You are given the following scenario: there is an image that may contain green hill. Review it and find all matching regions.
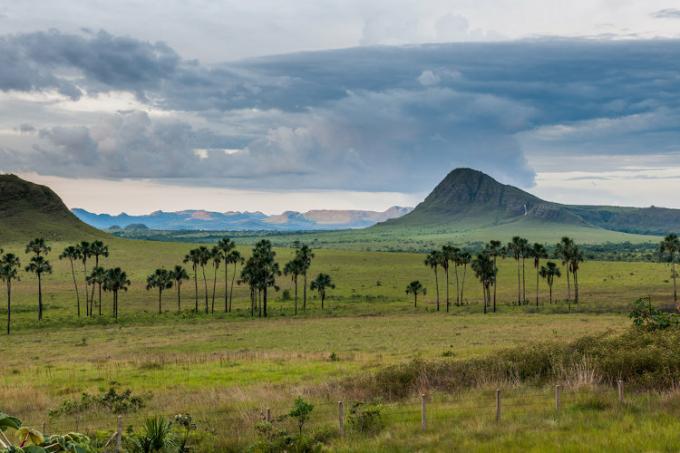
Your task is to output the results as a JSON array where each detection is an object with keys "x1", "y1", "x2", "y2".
[
  {"x1": 0, "y1": 174, "x2": 106, "y2": 243},
  {"x1": 376, "y1": 168, "x2": 677, "y2": 244}
]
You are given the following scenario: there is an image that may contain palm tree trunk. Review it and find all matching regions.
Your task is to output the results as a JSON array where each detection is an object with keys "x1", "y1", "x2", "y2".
[
  {"x1": 114, "y1": 292, "x2": 118, "y2": 319},
  {"x1": 454, "y1": 265, "x2": 460, "y2": 306},
  {"x1": 482, "y1": 284, "x2": 487, "y2": 314},
  {"x1": 434, "y1": 268, "x2": 440, "y2": 311},
  {"x1": 566, "y1": 269, "x2": 571, "y2": 302},
  {"x1": 38, "y1": 273, "x2": 43, "y2": 321},
  {"x1": 294, "y1": 277, "x2": 298, "y2": 315},
  {"x1": 673, "y1": 262, "x2": 677, "y2": 303},
  {"x1": 202, "y1": 266, "x2": 209, "y2": 313},
  {"x1": 229, "y1": 263, "x2": 238, "y2": 312},
  {"x1": 69, "y1": 259, "x2": 80, "y2": 317},
  {"x1": 211, "y1": 265, "x2": 218, "y2": 314},
  {"x1": 445, "y1": 266, "x2": 450, "y2": 312},
  {"x1": 460, "y1": 265, "x2": 467, "y2": 305},
  {"x1": 224, "y1": 262, "x2": 229, "y2": 312},
  {"x1": 258, "y1": 290, "x2": 262, "y2": 317},
  {"x1": 414, "y1": 293, "x2": 417, "y2": 308},
  {"x1": 177, "y1": 283, "x2": 181, "y2": 312},
  {"x1": 193, "y1": 268, "x2": 198, "y2": 313},
  {"x1": 303, "y1": 272, "x2": 308, "y2": 310},
  {"x1": 522, "y1": 257, "x2": 527, "y2": 304},
  {"x1": 158, "y1": 288, "x2": 162, "y2": 314},
  {"x1": 263, "y1": 286, "x2": 268, "y2": 317},
  {"x1": 549, "y1": 283, "x2": 553, "y2": 304},
  {"x1": 7, "y1": 283, "x2": 11, "y2": 335},
  {"x1": 574, "y1": 270, "x2": 579, "y2": 304},
  {"x1": 89, "y1": 280, "x2": 96, "y2": 317},
  {"x1": 98, "y1": 283, "x2": 102, "y2": 316},
  {"x1": 516, "y1": 260, "x2": 521, "y2": 305},
  {"x1": 492, "y1": 257, "x2": 497, "y2": 313},
  {"x1": 536, "y1": 263, "x2": 540, "y2": 307},
  {"x1": 321, "y1": 292, "x2": 325, "y2": 310},
  {"x1": 83, "y1": 262, "x2": 89, "y2": 317}
]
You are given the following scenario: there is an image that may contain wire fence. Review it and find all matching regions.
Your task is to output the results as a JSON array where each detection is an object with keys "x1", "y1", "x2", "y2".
[{"x1": 35, "y1": 380, "x2": 634, "y2": 445}]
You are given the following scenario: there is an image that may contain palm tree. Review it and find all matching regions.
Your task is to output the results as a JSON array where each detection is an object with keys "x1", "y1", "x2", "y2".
[
  {"x1": 76, "y1": 241, "x2": 92, "y2": 316},
  {"x1": 103, "y1": 267, "x2": 130, "y2": 319},
  {"x1": 146, "y1": 268, "x2": 173, "y2": 314},
  {"x1": 59, "y1": 245, "x2": 83, "y2": 317},
  {"x1": 424, "y1": 250, "x2": 442, "y2": 311},
  {"x1": 216, "y1": 238, "x2": 236, "y2": 312},
  {"x1": 570, "y1": 245, "x2": 584, "y2": 304},
  {"x1": 556, "y1": 237, "x2": 575, "y2": 302},
  {"x1": 295, "y1": 244, "x2": 314, "y2": 311},
  {"x1": 183, "y1": 248, "x2": 202, "y2": 313},
  {"x1": 226, "y1": 250, "x2": 243, "y2": 312},
  {"x1": 405, "y1": 280, "x2": 426, "y2": 308},
  {"x1": 171, "y1": 265, "x2": 189, "y2": 312},
  {"x1": 472, "y1": 253, "x2": 495, "y2": 314},
  {"x1": 209, "y1": 246, "x2": 222, "y2": 314},
  {"x1": 660, "y1": 233, "x2": 680, "y2": 305},
  {"x1": 531, "y1": 243, "x2": 548, "y2": 307},
  {"x1": 484, "y1": 240, "x2": 503, "y2": 312},
  {"x1": 540, "y1": 262, "x2": 561, "y2": 304},
  {"x1": 441, "y1": 245, "x2": 459, "y2": 312},
  {"x1": 284, "y1": 257, "x2": 303, "y2": 315},
  {"x1": 239, "y1": 257, "x2": 259, "y2": 317},
  {"x1": 252, "y1": 240, "x2": 280, "y2": 317},
  {"x1": 25, "y1": 238, "x2": 50, "y2": 257},
  {"x1": 89, "y1": 240, "x2": 109, "y2": 316},
  {"x1": 25, "y1": 255, "x2": 52, "y2": 321},
  {"x1": 506, "y1": 236, "x2": 525, "y2": 305},
  {"x1": 86, "y1": 266, "x2": 107, "y2": 316},
  {"x1": 310, "y1": 273, "x2": 335, "y2": 310},
  {"x1": 196, "y1": 246, "x2": 211, "y2": 313},
  {"x1": 457, "y1": 251, "x2": 472, "y2": 305},
  {"x1": 0, "y1": 253, "x2": 20, "y2": 334}
]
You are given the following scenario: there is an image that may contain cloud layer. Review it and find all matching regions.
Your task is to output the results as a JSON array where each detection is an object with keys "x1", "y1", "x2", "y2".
[{"x1": 2, "y1": 31, "x2": 680, "y2": 194}]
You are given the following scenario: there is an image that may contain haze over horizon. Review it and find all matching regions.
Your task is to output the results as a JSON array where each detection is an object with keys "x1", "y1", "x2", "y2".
[{"x1": 2, "y1": 1, "x2": 680, "y2": 214}]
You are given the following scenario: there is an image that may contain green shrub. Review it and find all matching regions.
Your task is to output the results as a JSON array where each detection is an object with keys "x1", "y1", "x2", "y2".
[
  {"x1": 348, "y1": 402, "x2": 384, "y2": 434},
  {"x1": 49, "y1": 387, "x2": 145, "y2": 416}
]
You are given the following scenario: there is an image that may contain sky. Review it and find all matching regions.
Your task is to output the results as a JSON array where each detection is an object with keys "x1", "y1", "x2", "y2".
[{"x1": 1, "y1": 0, "x2": 680, "y2": 214}]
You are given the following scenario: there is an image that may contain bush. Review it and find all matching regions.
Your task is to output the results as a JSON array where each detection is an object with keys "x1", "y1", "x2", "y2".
[
  {"x1": 49, "y1": 387, "x2": 145, "y2": 416},
  {"x1": 348, "y1": 402, "x2": 384, "y2": 434},
  {"x1": 629, "y1": 297, "x2": 673, "y2": 331}
]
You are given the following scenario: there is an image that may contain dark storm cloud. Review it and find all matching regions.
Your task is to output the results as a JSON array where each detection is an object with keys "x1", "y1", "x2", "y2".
[{"x1": 3, "y1": 30, "x2": 680, "y2": 192}]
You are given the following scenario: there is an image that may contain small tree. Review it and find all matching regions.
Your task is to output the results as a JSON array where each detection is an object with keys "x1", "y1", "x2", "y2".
[
  {"x1": 310, "y1": 273, "x2": 335, "y2": 310},
  {"x1": 539, "y1": 261, "x2": 561, "y2": 305},
  {"x1": 660, "y1": 233, "x2": 680, "y2": 307},
  {"x1": 146, "y1": 268, "x2": 173, "y2": 315},
  {"x1": 288, "y1": 397, "x2": 314, "y2": 436},
  {"x1": 284, "y1": 257, "x2": 303, "y2": 315},
  {"x1": 171, "y1": 265, "x2": 189, "y2": 312},
  {"x1": 405, "y1": 280, "x2": 426, "y2": 307},
  {"x1": 103, "y1": 267, "x2": 131, "y2": 319},
  {"x1": 25, "y1": 255, "x2": 52, "y2": 321},
  {"x1": 87, "y1": 266, "x2": 107, "y2": 316},
  {"x1": 59, "y1": 245, "x2": 83, "y2": 317},
  {"x1": 0, "y1": 253, "x2": 21, "y2": 335}
]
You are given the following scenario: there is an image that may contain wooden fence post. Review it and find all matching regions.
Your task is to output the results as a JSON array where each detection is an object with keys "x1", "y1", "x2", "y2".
[
  {"x1": 338, "y1": 401, "x2": 345, "y2": 437},
  {"x1": 555, "y1": 385, "x2": 561, "y2": 413},
  {"x1": 115, "y1": 415, "x2": 122, "y2": 453},
  {"x1": 618, "y1": 379, "x2": 624, "y2": 403},
  {"x1": 421, "y1": 394, "x2": 427, "y2": 431},
  {"x1": 266, "y1": 408, "x2": 272, "y2": 423},
  {"x1": 495, "y1": 389, "x2": 501, "y2": 423}
]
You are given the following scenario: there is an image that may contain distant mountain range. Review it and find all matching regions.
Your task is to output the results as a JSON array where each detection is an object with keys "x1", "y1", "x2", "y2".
[
  {"x1": 382, "y1": 168, "x2": 680, "y2": 236},
  {"x1": 72, "y1": 206, "x2": 413, "y2": 231}
]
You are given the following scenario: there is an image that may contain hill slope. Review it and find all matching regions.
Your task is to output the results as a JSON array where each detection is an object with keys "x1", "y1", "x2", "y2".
[
  {"x1": 380, "y1": 168, "x2": 679, "y2": 239},
  {"x1": 0, "y1": 174, "x2": 105, "y2": 242}
]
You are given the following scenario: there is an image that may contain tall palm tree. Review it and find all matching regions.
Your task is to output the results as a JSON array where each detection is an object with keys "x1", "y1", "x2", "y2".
[
  {"x1": 103, "y1": 267, "x2": 130, "y2": 319},
  {"x1": 472, "y1": 252, "x2": 495, "y2": 314},
  {"x1": 295, "y1": 244, "x2": 314, "y2": 311},
  {"x1": 25, "y1": 238, "x2": 51, "y2": 257},
  {"x1": 216, "y1": 238, "x2": 236, "y2": 312},
  {"x1": 226, "y1": 250, "x2": 243, "y2": 312},
  {"x1": 195, "y1": 246, "x2": 211, "y2": 313},
  {"x1": 87, "y1": 266, "x2": 107, "y2": 316},
  {"x1": 660, "y1": 233, "x2": 680, "y2": 305},
  {"x1": 569, "y1": 245, "x2": 584, "y2": 304},
  {"x1": 89, "y1": 240, "x2": 109, "y2": 316},
  {"x1": 183, "y1": 248, "x2": 201, "y2": 313},
  {"x1": 539, "y1": 262, "x2": 561, "y2": 304},
  {"x1": 424, "y1": 250, "x2": 442, "y2": 311},
  {"x1": 59, "y1": 245, "x2": 83, "y2": 317},
  {"x1": 441, "y1": 245, "x2": 459, "y2": 312},
  {"x1": 457, "y1": 251, "x2": 472, "y2": 305},
  {"x1": 506, "y1": 236, "x2": 525, "y2": 305},
  {"x1": 0, "y1": 253, "x2": 20, "y2": 335},
  {"x1": 284, "y1": 257, "x2": 303, "y2": 315},
  {"x1": 239, "y1": 257, "x2": 259, "y2": 317},
  {"x1": 25, "y1": 255, "x2": 52, "y2": 321},
  {"x1": 146, "y1": 268, "x2": 173, "y2": 314},
  {"x1": 531, "y1": 243, "x2": 548, "y2": 307},
  {"x1": 76, "y1": 241, "x2": 92, "y2": 316},
  {"x1": 310, "y1": 273, "x2": 335, "y2": 310},
  {"x1": 484, "y1": 240, "x2": 503, "y2": 313},
  {"x1": 209, "y1": 246, "x2": 222, "y2": 314},
  {"x1": 405, "y1": 280, "x2": 426, "y2": 308},
  {"x1": 556, "y1": 237, "x2": 575, "y2": 302},
  {"x1": 171, "y1": 265, "x2": 189, "y2": 312},
  {"x1": 252, "y1": 240, "x2": 280, "y2": 318}
]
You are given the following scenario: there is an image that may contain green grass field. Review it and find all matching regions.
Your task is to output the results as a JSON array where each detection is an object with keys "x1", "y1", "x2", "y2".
[{"x1": 1, "y1": 236, "x2": 678, "y2": 451}]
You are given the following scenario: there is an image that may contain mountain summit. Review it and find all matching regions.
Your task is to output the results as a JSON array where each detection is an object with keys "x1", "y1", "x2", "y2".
[{"x1": 382, "y1": 168, "x2": 680, "y2": 235}]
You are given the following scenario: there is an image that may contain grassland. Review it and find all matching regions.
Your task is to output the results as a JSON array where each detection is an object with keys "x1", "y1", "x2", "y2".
[{"x1": 1, "y1": 236, "x2": 678, "y2": 450}]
